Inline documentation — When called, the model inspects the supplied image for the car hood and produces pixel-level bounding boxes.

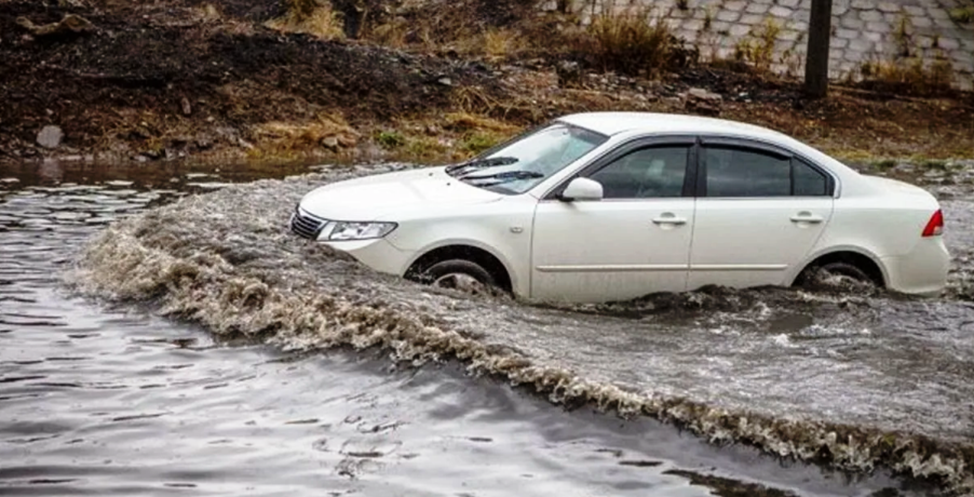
[298,166,504,220]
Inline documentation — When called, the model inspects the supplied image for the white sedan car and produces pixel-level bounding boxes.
[290,112,949,303]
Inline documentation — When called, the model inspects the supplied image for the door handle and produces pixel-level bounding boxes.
[790,212,824,223]
[652,215,687,225]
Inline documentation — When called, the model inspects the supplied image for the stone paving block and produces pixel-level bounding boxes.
[682,18,704,31]
[864,31,883,43]
[718,35,737,48]
[848,38,874,52]
[865,21,891,33]
[678,28,700,42]
[844,50,867,64]
[711,20,731,33]
[950,51,973,66]
[716,10,741,22]
[655,0,678,11]
[729,23,751,36]
[840,17,865,29]
[916,35,937,49]
[903,5,925,17]
[876,2,899,13]
[724,0,747,12]
[779,29,801,42]
[882,12,902,24]
[591,0,972,89]
[859,10,883,22]
[787,20,808,32]
[744,3,769,14]
[937,37,961,51]
[739,13,764,25]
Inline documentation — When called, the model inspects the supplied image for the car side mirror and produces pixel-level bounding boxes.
[559,177,603,201]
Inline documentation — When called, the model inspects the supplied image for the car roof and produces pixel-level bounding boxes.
[557,112,789,141]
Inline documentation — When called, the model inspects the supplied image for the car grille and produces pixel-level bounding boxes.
[290,208,326,240]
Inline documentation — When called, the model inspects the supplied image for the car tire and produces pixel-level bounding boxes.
[421,259,497,294]
[797,261,876,289]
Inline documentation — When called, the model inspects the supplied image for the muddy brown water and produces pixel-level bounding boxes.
[2,160,973,496]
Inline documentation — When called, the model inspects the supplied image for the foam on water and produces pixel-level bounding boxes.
[68,166,974,495]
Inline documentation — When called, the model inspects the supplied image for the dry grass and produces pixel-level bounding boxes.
[858,57,955,95]
[250,114,359,157]
[570,4,675,76]
[482,28,525,59]
[733,17,781,72]
[443,112,519,134]
[265,0,344,40]
[365,16,410,48]
[949,6,974,23]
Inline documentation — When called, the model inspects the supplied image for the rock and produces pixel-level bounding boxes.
[180,97,192,116]
[684,87,722,116]
[436,77,453,86]
[17,14,95,38]
[555,60,582,88]
[321,136,340,151]
[36,125,64,149]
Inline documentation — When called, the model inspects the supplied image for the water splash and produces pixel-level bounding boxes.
[68,166,974,495]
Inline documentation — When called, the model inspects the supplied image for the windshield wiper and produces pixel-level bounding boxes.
[459,170,544,187]
[445,156,519,177]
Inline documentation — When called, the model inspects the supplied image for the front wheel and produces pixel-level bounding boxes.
[418,259,498,296]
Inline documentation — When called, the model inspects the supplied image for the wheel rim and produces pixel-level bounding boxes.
[432,272,486,293]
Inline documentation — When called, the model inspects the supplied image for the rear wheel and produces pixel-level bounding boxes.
[797,261,877,290]
[419,259,498,296]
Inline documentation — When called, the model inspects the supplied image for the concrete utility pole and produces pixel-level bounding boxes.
[804,0,833,98]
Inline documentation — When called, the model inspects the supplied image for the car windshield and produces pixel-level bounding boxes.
[445,121,608,194]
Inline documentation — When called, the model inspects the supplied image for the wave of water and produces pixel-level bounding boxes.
[67,165,974,495]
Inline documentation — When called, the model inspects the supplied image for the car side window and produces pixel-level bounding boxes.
[587,146,688,199]
[793,158,828,196]
[704,146,790,197]
[703,146,831,197]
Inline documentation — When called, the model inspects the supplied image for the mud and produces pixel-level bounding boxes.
[65,163,974,495]
[0,0,500,161]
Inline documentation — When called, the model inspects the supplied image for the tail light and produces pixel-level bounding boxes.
[921,209,943,237]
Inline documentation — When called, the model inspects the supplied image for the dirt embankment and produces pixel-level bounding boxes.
[1,0,973,166]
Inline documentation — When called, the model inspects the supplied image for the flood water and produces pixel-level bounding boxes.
[1,159,973,496]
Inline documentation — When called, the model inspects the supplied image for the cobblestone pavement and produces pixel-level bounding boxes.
[551,0,974,90]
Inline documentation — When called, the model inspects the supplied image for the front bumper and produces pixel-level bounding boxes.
[288,208,412,277]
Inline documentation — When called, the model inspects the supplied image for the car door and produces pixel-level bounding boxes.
[687,139,835,290]
[529,139,697,303]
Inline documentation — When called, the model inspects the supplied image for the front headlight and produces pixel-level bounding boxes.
[320,221,397,241]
